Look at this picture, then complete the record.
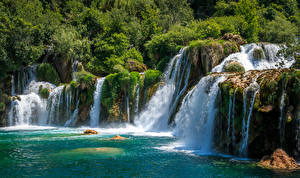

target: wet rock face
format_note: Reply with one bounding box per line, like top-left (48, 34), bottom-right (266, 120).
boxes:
top-left (258, 149), bottom-right (300, 169)
top-left (54, 56), bottom-right (73, 83)
top-left (214, 69), bottom-right (300, 158)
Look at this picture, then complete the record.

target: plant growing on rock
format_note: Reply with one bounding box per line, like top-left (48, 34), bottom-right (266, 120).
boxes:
top-left (37, 63), bottom-right (60, 85)
top-left (224, 62), bottom-right (245, 73)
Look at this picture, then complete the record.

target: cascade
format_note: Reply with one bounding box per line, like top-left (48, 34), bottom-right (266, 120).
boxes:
top-left (126, 92), bottom-right (130, 122)
top-left (135, 48), bottom-right (191, 131)
top-left (231, 90), bottom-right (237, 150)
top-left (279, 81), bottom-right (286, 145)
top-left (239, 80), bottom-right (262, 156)
top-left (173, 76), bottom-right (226, 153)
top-left (89, 78), bottom-right (105, 127)
top-left (135, 85), bottom-right (140, 115)
top-left (46, 86), bottom-right (64, 125)
top-left (212, 43), bottom-right (294, 72)
top-left (64, 100), bottom-right (80, 127)
top-left (226, 95), bottom-right (233, 151)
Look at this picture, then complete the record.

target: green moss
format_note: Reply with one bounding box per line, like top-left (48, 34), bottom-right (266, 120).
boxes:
top-left (253, 48), bottom-right (264, 59)
top-left (224, 62), bottom-right (245, 72)
top-left (144, 70), bottom-right (162, 89)
top-left (75, 71), bottom-right (96, 88)
top-left (0, 102), bottom-right (5, 112)
top-left (37, 63), bottom-right (60, 85)
top-left (157, 56), bottom-right (170, 72)
top-left (39, 88), bottom-right (49, 99)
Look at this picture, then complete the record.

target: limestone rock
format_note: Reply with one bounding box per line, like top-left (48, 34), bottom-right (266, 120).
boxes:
top-left (109, 135), bottom-right (128, 140)
top-left (83, 129), bottom-right (98, 135)
top-left (258, 149), bottom-right (300, 169)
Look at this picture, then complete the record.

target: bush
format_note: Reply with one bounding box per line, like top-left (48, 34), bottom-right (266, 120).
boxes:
top-left (224, 62), bottom-right (245, 73)
top-left (260, 16), bottom-right (298, 43)
top-left (144, 70), bottom-right (162, 89)
top-left (39, 88), bottom-right (49, 99)
top-left (75, 71), bottom-right (95, 89)
top-left (253, 48), bottom-right (264, 59)
top-left (37, 63), bottom-right (60, 85)
top-left (0, 102), bottom-right (5, 112)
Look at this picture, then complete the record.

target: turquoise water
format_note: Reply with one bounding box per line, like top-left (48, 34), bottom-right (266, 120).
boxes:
top-left (0, 126), bottom-right (299, 177)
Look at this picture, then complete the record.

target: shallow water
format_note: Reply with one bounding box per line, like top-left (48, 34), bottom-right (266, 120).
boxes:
top-left (0, 126), bottom-right (299, 177)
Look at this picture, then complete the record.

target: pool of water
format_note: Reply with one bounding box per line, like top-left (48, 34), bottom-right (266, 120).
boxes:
top-left (0, 126), bottom-right (299, 177)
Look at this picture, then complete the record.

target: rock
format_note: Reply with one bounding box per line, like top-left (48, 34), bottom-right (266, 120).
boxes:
top-left (221, 33), bottom-right (246, 46)
top-left (253, 48), bottom-right (264, 59)
top-left (125, 59), bottom-right (147, 72)
top-left (109, 135), bottom-right (128, 140)
top-left (224, 61), bottom-right (245, 73)
top-left (83, 129), bottom-right (98, 135)
top-left (258, 105), bottom-right (273, 112)
top-left (258, 149), bottom-right (300, 169)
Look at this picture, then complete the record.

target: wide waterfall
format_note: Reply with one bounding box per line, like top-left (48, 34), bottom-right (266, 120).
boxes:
top-left (170, 43), bottom-right (294, 154)
top-left (89, 78), bottom-right (105, 127)
top-left (135, 47), bottom-right (191, 131)
top-left (173, 76), bottom-right (225, 153)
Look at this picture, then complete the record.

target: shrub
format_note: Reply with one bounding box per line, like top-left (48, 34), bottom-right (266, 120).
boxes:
top-left (37, 63), bottom-right (60, 85)
top-left (224, 62), bottom-right (245, 72)
top-left (39, 88), bottom-right (49, 99)
top-left (253, 48), bottom-right (264, 59)
top-left (144, 70), bottom-right (162, 89)
top-left (0, 102), bottom-right (5, 112)
top-left (75, 71), bottom-right (95, 89)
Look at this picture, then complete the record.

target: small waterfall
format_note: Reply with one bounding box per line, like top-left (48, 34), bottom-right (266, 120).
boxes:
top-left (279, 81), bottom-right (286, 145)
top-left (135, 48), bottom-right (191, 131)
top-left (231, 90), bottom-right (237, 150)
top-left (173, 76), bottom-right (226, 153)
top-left (226, 95), bottom-right (233, 151)
top-left (64, 100), bottom-right (80, 127)
top-left (9, 93), bottom-right (47, 126)
top-left (239, 81), bottom-right (261, 156)
top-left (89, 78), bottom-right (105, 127)
top-left (135, 85), bottom-right (140, 115)
top-left (212, 43), bottom-right (295, 73)
top-left (126, 92), bottom-right (130, 123)
top-left (47, 86), bottom-right (64, 125)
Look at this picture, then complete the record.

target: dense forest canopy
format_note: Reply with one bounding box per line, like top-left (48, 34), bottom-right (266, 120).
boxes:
top-left (0, 0), bottom-right (299, 80)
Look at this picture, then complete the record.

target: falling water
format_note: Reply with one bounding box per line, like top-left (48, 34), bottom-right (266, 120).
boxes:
top-left (135, 48), bottom-right (191, 131)
top-left (173, 76), bottom-right (226, 153)
top-left (135, 85), bottom-right (140, 115)
top-left (239, 81), bottom-right (261, 156)
top-left (279, 82), bottom-right (286, 145)
top-left (47, 86), bottom-right (64, 125)
top-left (64, 100), bottom-right (80, 127)
top-left (231, 90), bottom-right (237, 150)
top-left (126, 92), bottom-right (130, 123)
top-left (213, 43), bottom-right (294, 72)
top-left (226, 95), bottom-right (233, 151)
top-left (90, 78), bottom-right (105, 127)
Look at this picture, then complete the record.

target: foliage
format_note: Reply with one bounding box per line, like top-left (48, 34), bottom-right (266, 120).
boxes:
top-left (144, 70), bottom-right (162, 89)
top-left (224, 62), bottom-right (245, 73)
top-left (39, 88), bottom-right (49, 99)
top-left (37, 63), bottom-right (60, 85)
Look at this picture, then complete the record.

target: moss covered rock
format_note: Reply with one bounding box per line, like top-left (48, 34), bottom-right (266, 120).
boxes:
top-left (224, 62), bottom-right (245, 72)
top-left (215, 69), bottom-right (300, 159)
top-left (39, 88), bottom-right (50, 99)
top-left (253, 48), bottom-right (264, 59)
top-left (37, 63), bottom-right (60, 85)
top-left (125, 60), bottom-right (147, 72)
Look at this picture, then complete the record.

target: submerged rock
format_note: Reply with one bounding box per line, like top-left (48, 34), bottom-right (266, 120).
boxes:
top-left (109, 135), bottom-right (128, 140)
top-left (83, 129), bottom-right (98, 135)
top-left (258, 149), bottom-right (300, 169)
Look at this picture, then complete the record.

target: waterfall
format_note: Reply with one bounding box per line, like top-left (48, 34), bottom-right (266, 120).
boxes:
top-left (126, 92), bottom-right (130, 123)
top-left (89, 78), bottom-right (105, 127)
top-left (279, 81), bottom-right (286, 145)
top-left (135, 85), bottom-right (140, 115)
top-left (212, 43), bottom-right (294, 73)
top-left (231, 90), bottom-right (237, 150)
top-left (47, 86), bottom-right (64, 125)
top-left (173, 76), bottom-right (226, 153)
top-left (64, 100), bottom-right (80, 127)
top-left (226, 95), bottom-right (233, 151)
top-left (135, 47), bottom-right (191, 131)
top-left (9, 93), bottom-right (47, 126)
top-left (239, 81), bottom-right (261, 156)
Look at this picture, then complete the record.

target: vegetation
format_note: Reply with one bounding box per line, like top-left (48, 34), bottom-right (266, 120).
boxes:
top-left (39, 88), bottom-right (50, 99)
top-left (37, 63), bottom-right (60, 85)
top-left (0, 0), bottom-right (298, 81)
top-left (224, 62), bottom-right (245, 73)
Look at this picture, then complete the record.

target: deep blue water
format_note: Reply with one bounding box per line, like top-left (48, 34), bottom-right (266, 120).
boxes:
top-left (0, 126), bottom-right (299, 177)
